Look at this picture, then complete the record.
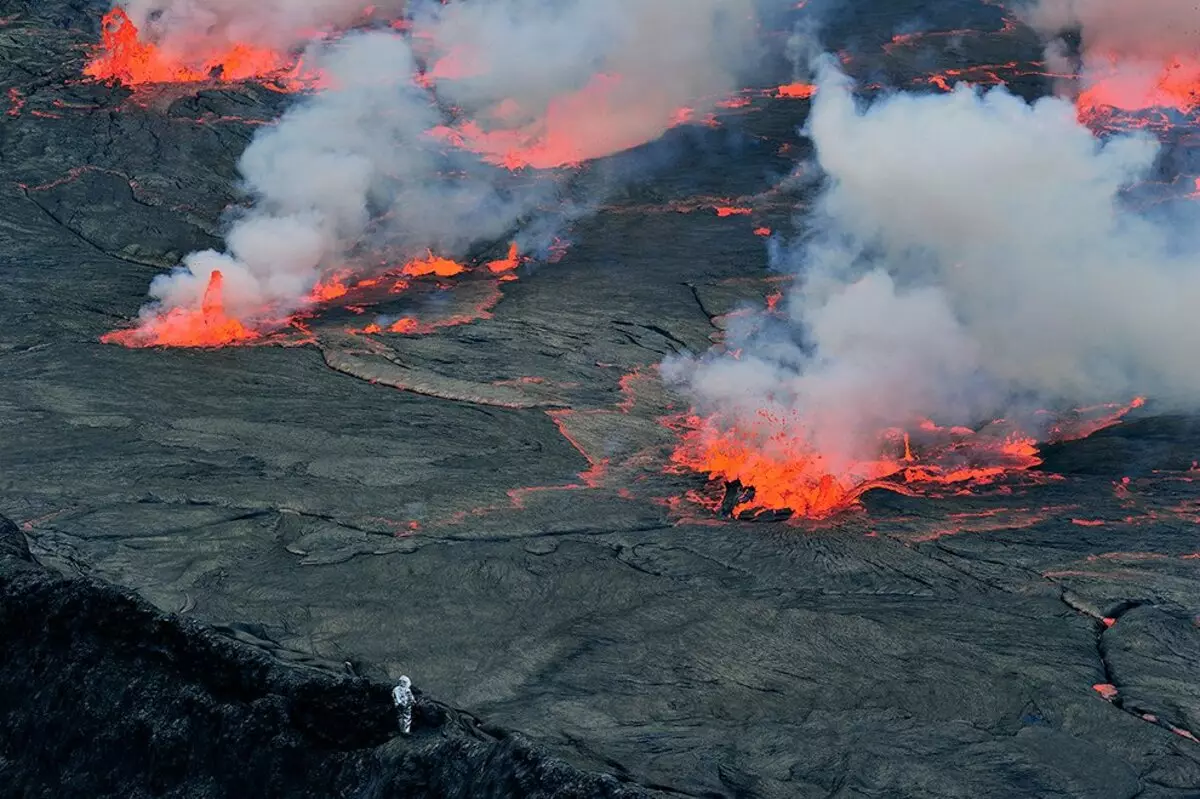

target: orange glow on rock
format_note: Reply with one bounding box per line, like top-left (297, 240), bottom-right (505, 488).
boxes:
top-left (101, 270), bottom-right (261, 348)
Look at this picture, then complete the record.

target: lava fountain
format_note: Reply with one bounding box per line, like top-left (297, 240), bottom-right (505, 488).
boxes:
top-left (101, 270), bottom-right (261, 348)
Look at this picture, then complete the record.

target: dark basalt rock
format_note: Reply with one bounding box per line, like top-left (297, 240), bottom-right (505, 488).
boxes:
top-left (0, 516), bottom-right (644, 799)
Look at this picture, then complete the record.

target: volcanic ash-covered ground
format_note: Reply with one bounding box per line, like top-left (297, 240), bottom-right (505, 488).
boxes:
top-left (2, 0), bottom-right (1200, 796)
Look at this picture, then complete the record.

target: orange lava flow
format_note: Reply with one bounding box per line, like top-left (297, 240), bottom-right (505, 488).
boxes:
top-left (672, 394), bottom-right (1149, 520)
top-left (776, 82), bottom-right (817, 99)
top-left (84, 8), bottom-right (307, 88)
top-left (1045, 397), bottom-right (1146, 443)
top-left (355, 281), bottom-right (505, 337)
top-left (670, 410), bottom-right (1054, 520)
top-left (400, 252), bottom-right (467, 277)
top-left (308, 272), bottom-right (351, 303)
top-left (101, 270), bottom-right (261, 348)
top-left (671, 416), bottom-right (897, 518)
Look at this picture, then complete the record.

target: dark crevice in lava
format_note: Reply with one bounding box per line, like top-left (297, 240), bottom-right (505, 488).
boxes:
top-left (683, 283), bottom-right (721, 330)
top-left (17, 184), bottom-right (161, 268)
top-left (1052, 590), bottom-right (1198, 741)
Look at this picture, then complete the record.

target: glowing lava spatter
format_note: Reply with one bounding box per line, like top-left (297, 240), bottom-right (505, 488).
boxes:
top-left (670, 396), bottom-right (1150, 521)
top-left (486, 242), bottom-right (521, 274)
top-left (102, 270), bottom-right (261, 349)
top-left (776, 82), bottom-right (817, 99)
top-left (400, 252), bottom-right (467, 278)
top-left (670, 411), bottom-right (1050, 519)
top-left (105, 247), bottom-right (480, 349)
top-left (85, 8), bottom-right (313, 89)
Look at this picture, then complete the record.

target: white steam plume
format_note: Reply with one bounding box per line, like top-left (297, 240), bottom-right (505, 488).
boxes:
top-left (665, 58), bottom-right (1200, 474)
top-left (122, 0), bottom-right (759, 330)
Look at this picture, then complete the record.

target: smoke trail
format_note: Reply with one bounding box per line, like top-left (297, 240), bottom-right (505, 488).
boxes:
top-left (665, 57), bottom-right (1200, 485)
top-left (113, 0), bottom-right (760, 341)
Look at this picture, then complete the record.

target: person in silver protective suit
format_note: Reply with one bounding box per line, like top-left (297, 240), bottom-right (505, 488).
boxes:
top-left (392, 675), bottom-right (414, 735)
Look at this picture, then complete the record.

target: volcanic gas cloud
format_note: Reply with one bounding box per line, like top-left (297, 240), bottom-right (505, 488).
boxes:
top-left (664, 57), bottom-right (1200, 519)
top-left (1027, 0), bottom-right (1200, 126)
top-left (102, 0), bottom-right (758, 347)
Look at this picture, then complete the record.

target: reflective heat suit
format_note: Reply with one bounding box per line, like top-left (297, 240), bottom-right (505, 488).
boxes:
top-left (392, 676), bottom-right (414, 735)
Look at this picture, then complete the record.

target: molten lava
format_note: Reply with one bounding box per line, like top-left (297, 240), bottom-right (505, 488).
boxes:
top-left (85, 8), bottom-right (310, 88)
top-left (307, 273), bottom-right (351, 303)
top-left (101, 270), bottom-right (261, 349)
top-left (486, 242), bottom-right (521, 274)
top-left (671, 411), bottom-right (1046, 519)
top-left (1076, 56), bottom-right (1200, 132)
top-left (400, 253), bottom-right (467, 278)
top-left (776, 82), bottom-right (817, 99)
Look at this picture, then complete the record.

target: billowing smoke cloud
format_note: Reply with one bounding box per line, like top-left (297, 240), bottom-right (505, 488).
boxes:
top-left (665, 57), bottom-right (1200, 485)
top-left (1024, 0), bottom-right (1200, 113)
top-left (119, 0), bottom-right (759, 333)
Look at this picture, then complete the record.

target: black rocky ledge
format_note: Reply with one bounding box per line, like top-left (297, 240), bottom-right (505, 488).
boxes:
top-left (0, 515), bottom-right (649, 799)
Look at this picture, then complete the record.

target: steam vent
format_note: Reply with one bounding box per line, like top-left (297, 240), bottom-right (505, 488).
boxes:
top-left (3, 0), bottom-right (1199, 796)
